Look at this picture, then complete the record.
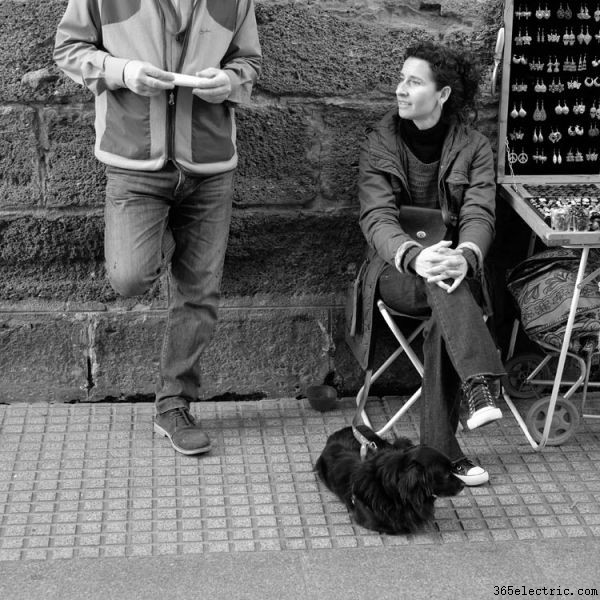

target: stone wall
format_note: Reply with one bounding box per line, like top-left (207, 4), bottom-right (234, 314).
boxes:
top-left (0, 0), bottom-right (504, 402)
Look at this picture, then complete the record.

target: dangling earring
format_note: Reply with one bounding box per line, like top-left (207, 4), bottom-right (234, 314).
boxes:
top-left (519, 102), bottom-right (527, 117)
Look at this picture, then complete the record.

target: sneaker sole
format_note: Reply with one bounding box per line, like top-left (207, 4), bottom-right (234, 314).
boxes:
top-left (466, 407), bottom-right (503, 430)
top-left (153, 422), bottom-right (212, 455)
top-left (453, 470), bottom-right (489, 486)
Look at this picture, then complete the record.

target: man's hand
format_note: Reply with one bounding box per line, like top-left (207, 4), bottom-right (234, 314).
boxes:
top-left (192, 68), bottom-right (232, 103)
top-left (123, 60), bottom-right (174, 96)
top-left (414, 240), bottom-right (468, 293)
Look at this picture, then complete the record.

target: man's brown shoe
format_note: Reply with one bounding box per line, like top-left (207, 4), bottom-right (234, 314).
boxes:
top-left (154, 407), bottom-right (212, 455)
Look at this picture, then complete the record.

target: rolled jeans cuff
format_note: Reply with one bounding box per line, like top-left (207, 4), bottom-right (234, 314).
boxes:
top-left (155, 396), bottom-right (190, 415)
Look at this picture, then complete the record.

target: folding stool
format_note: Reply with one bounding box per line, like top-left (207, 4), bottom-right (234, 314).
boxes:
top-left (354, 299), bottom-right (429, 438)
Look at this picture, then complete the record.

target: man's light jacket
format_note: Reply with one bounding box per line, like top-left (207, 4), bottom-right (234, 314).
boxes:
top-left (54, 0), bottom-right (262, 174)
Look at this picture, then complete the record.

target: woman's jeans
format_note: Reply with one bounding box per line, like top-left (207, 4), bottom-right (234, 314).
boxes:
top-left (104, 163), bottom-right (234, 415)
top-left (378, 265), bottom-right (505, 461)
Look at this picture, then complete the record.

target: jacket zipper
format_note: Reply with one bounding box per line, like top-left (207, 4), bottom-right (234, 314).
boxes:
top-left (155, 0), bottom-right (198, 163)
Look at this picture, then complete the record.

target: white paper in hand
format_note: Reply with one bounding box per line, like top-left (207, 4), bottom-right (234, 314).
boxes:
top-left (170, 73), bottom-right (210, 87)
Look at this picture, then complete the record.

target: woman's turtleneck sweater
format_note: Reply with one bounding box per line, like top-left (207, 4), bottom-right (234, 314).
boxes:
top-left (400, 117), bottom-right (449, 165)
top-left (399, 117), bottom-right (448, 209)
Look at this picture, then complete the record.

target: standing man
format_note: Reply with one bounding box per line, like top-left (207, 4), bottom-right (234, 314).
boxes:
top-left (54, 1), bottom-right (261, 455)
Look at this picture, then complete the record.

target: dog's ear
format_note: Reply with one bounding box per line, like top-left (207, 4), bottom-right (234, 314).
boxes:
top-left (396, 463), bottom-right (432, 504)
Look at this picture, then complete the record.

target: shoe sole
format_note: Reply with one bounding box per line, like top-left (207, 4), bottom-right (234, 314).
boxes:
top-left (153, 422), bottom-right (212, 455)
top-left (466, 407), bottom-right (503, 430)
top-left (453, 470), bottom-right (489, 486)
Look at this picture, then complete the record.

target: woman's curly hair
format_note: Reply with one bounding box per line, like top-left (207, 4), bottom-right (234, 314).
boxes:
top-left (404, 41), bottom-right (481, 121)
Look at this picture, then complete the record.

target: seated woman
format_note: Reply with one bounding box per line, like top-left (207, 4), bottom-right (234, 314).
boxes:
top-left (348, 41), bottom-right (505, 486)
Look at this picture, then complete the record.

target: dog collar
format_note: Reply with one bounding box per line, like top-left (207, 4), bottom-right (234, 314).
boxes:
top-left (352, 425), bottom-right (378, 461)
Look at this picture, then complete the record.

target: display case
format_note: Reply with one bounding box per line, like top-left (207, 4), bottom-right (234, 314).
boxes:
top-left (496, 0), bottom-right (600, 245)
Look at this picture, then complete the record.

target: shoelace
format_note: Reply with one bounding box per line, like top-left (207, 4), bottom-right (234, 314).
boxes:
top-left (463, 377), bottom-right (494, 411)
top-left (171, 407), bottom-right (195, 428)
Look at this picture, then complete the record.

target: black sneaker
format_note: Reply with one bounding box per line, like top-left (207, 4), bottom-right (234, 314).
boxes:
top-left (452, 457), bottom-right (489, 486)
top-left (462, 376), bottom-right (503, 430)
top-left (154, 407), bottom-right (212, 455)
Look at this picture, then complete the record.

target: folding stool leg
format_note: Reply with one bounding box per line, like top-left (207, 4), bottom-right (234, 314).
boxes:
top-left (354, 301), bottom-right (427, 436)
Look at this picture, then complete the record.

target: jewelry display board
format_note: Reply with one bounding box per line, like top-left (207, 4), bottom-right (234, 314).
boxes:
top-left (497, 0), bottom-right (600, 182)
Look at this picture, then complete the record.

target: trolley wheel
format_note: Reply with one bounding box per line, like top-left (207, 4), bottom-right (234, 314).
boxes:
top-left (525, 396), bottom-right (580, 446)
top-left (503, 353), bottom-right (551, 399)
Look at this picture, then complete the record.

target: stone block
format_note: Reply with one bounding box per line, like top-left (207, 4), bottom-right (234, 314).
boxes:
top-left (224, 211), bottom-right (364, 297)
top-left (202, 305), bottom-right (336, 398)
top-left (0, 214), bottom-right (107, 302)
top-left (88, 311), bottom-right (165, 400)
top-left (0, 106), bottom-right (43, 208)
top-left (235, 103), bottom-right (316, 206)
top-left (0, 313), bottom-right (88, 403)
top-left (255, 3), bottom-right (432, 97)
top-left (317, 102), bottom-right (389, 208)
top-left (0, 211), bottom-right (365, 303)
top-left (44, 106), bottom-right (105, 208)
top-left (86, 303), bottom-right (341, 400)
top-left (0, 0), bottom-right (76, 103)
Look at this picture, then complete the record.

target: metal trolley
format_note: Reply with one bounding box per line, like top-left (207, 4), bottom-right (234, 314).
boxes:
top-left (494, 0), bottom-right (600, 449)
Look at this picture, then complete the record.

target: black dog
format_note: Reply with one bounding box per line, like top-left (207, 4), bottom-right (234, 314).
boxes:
top-left (315, 426), bottom-right (464, 534)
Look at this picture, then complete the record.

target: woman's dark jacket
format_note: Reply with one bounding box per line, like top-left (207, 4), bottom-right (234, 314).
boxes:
top-left (346, 109), bottom-right (497, 370)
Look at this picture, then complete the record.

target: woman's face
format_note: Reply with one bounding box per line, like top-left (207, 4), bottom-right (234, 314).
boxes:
top-left (395, 57), bottom-right (451, 129)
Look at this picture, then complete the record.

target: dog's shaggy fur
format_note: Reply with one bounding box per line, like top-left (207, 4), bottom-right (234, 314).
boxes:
top-left (315, 426), bottom-right (464, 534)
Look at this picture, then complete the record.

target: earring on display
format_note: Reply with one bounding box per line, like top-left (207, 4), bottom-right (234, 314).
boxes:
top-left (549, 128), bottom-right (563, 143)
top-left (519, 102), bottom-right (527, 117)
top-left (511, 104), bottom-right (519, 119)
top-left (578, 4), bottom-right (591, 18)
top-left (536, 3), bottom-right (544, 18)
top-left (509, 128), bottom-right (525, 141)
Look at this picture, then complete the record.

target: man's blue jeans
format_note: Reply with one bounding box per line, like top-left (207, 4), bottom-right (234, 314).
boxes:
top-left (104, 163), bottom-right (234, 415)
top-left (378, 265), bottom-right (505, 461)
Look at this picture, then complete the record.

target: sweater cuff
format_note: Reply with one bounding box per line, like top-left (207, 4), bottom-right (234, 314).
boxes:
top-left (457, 242), bottom-right (483, 274)
top-left (104, 56), bottom-right (131, 89)
top-left (394, 242), bottom-right (422, 274)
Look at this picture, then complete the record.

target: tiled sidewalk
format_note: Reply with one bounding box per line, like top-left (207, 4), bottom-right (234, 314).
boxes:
top-left (1, 396), bottom-right (600, 561)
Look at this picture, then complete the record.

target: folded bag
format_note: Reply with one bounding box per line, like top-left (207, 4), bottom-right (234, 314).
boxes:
top-left (398, 205), bottom-right (448, 247)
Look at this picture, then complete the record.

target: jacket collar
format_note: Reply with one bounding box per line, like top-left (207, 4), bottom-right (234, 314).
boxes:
top-left (368, 109), bottom-right (471, 176)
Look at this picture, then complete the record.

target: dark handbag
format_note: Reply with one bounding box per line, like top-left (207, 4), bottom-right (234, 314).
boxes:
top-left (399, 206), bottom-right (448, 247)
